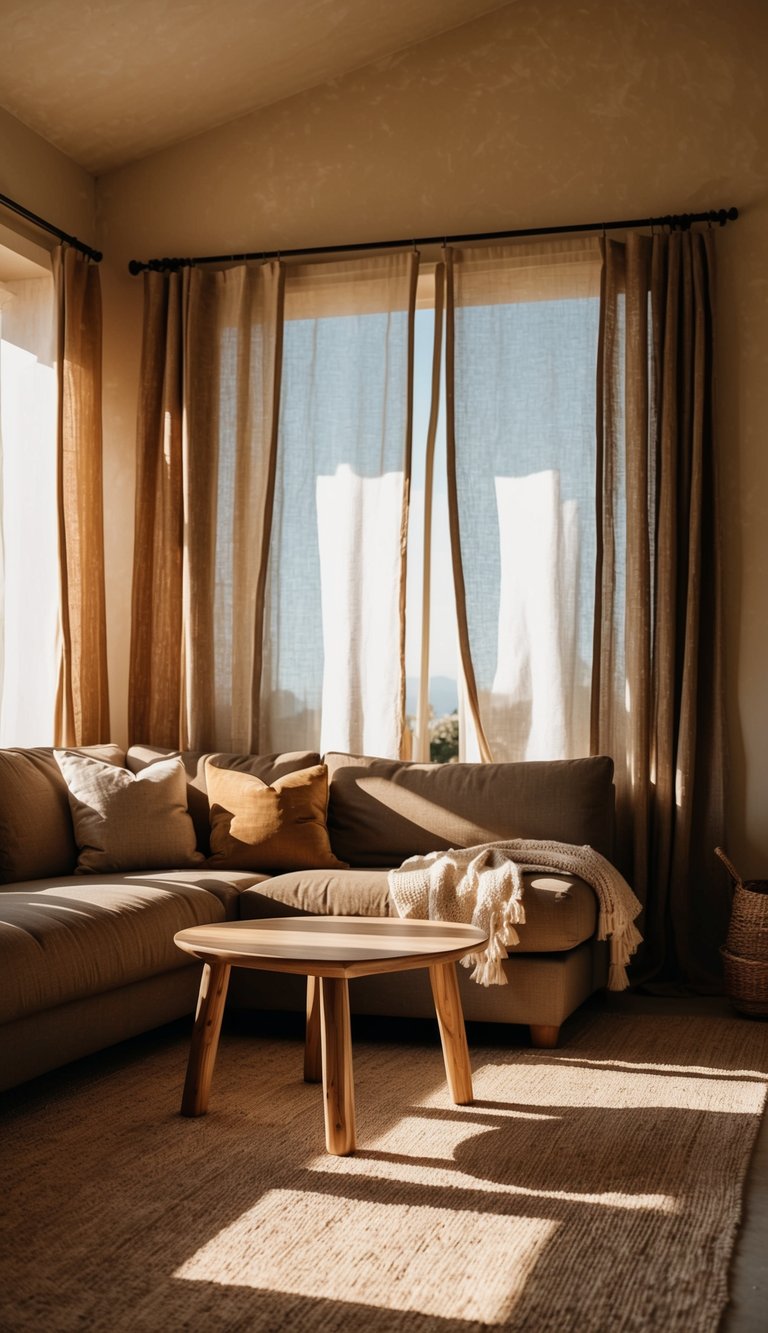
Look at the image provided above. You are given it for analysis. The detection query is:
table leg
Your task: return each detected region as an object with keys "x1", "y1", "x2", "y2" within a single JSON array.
[
  {"x1": 181, "y1": 959, "x2": 231, "y2": 1117},
  {"x1": 304, "y1": 974, "x2": 322, "y2": 1082},
  {"x1": 319, "y1": 976, "x2": 356, "y2": 1154},
  {"x1": 429, "y1": 961, "x2": 474, "y2": 1105}
]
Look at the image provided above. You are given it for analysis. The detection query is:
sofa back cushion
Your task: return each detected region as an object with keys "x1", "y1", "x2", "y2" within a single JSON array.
[
  {"x1": 126, "y1": 747, "x2": 322, "y2": 855},
  {"x1": 56, "y1": 750, "x2": 203, "y2": 873},
  {"x1": 325, "y1": 752, "x2": 615, "y2": 867},
  {"x1": 206, "y1": 761, "x2": 346, "y2": 872},
  {"x1": 0, "y1": 745, "x2": 125, "y2": 883}
]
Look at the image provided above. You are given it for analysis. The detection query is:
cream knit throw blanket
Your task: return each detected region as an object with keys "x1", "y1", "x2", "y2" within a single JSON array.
[{"x1": 388, "y1": 840, "x2": 643, "y2": 990}]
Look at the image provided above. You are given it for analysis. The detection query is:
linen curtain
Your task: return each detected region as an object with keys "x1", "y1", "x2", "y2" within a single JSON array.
[
  {"x1": 445, "y1": 229, "x2": 727, "y2": 986},
  {"x1": 445, "y1": 239, "x2": 603, "y2": 763},
  {"x1": 260, "y1": 252, "x2": 418, "y2": 757},
  {"x1": 130, "y1": 262, "x2": 284, "y2": 752},
  {"x1": 129, "y1": 270, "x2": 185, "y2": 748},
  {"x1": 52, "y1": 246, "x2": 110, "y2": 746},
  {"x1": 130, "y1": 251, "x2": 417, "y2": 758},
  {"x1": 593, "y1": 230, "x2": 728, "y2": 986}
]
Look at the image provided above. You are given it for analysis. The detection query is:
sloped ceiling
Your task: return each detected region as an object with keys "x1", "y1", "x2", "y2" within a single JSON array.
[{"x1": 0, "y1": 0, "x2": 507, "y2": 174}]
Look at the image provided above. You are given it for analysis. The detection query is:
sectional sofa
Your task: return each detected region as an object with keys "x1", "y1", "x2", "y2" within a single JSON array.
[{"x1": 0, "y1": 743, "x2": 616, "y2": 1092}]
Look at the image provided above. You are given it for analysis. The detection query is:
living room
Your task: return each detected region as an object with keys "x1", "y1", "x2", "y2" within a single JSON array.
[{"x1": 1, "y1": 1, "x2": 767, "y2": 1329}]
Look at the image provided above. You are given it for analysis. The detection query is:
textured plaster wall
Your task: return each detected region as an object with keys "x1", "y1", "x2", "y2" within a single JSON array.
[
  {"x1": 0, "y1": 104, "x2": 96, "y2": 244},
  {"x1": 98, "y1": 0, "x2": 768, "y2": 867}
]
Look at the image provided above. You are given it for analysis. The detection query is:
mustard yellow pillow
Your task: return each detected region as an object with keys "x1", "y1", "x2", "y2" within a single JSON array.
[{"x1": 205, "y1": 761, "x2": 347, "y2": 872}]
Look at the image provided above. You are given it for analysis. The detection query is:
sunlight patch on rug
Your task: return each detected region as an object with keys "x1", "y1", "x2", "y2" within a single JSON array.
[
  {"x1": 469, "y1": 1058, "x2": 767, "y2": 1115},
  {"x1": 309, "y1": 1115, "x2": 680, "y2": 1213},
  {"x1": 550, "y1": 1056, "x2": 768, "y2": 1081},
  {"x1": 174, "y1": 1187, "x2": 557, "y2": 1322}
]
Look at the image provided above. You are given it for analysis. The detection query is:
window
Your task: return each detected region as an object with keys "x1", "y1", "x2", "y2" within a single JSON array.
[
  {"x1": 0, "y1": 230, "x2": 58, "y2": 745},
  {"x1": 406, "y1": 245, "x2": 601, "y2": 764}
]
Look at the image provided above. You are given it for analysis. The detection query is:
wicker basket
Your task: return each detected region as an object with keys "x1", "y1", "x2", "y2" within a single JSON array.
[{"x1": 715, "y1": 847, "x2": 768, "y2": 1017}]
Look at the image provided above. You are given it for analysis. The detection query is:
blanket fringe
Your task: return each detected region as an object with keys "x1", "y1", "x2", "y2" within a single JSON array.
[{"x1": 461, "y1": 908, "x2": 518, "y2": 986}]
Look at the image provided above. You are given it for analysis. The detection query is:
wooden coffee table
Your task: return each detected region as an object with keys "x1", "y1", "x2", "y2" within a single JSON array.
[{"x1": 174, "y1": 915, "x2": 488, "y2": 1155}]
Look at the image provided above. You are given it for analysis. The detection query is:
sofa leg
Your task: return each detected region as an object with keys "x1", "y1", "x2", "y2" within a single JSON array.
[{"x1": 529, "y1": 1024, "x2": 560, "y2": 1049}]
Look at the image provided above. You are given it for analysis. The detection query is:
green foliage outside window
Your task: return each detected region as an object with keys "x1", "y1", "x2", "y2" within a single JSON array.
[{"x1": 430, "y1": 711, "x2": 459, "y2": 764}]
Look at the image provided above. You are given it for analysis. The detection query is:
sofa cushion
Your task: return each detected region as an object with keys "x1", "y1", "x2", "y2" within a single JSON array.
[
  {"x1": 0, "y1": 869, "x2": 264, "y2": 1026},
  {"x1": 237, "y1": 867, "x2": 598, "y2": 952},
  {"x1": 239, "y1": 868, "x2": 393, "y2": 920},
  {"x1": 205, "y1": 761, "x2": 347, "y2": 873},
  {"x1": 325, "y1": 753, "x2": 615, "y2": 867},
  {"x1": 55, "y1": 751, "x2": 203, "y2": 873},
  {"x1": 127, "y1": 747, "x2": 322, "y2": 855},
  {"x1": 0, "y1": 744, "x2": 125, "y2": 884}
]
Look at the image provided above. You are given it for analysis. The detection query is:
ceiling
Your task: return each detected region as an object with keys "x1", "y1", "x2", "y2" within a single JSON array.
[{"x1": 0, "y1": 0, "x2": 505, "y2": 175}]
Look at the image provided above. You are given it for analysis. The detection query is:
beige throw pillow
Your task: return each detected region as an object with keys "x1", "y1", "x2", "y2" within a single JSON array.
[
  {"x1": 55, "y1": 751, "x2": 203, "y2": 873},
  {"x1": 205, "y1": 761, "x2": 347, "y2": 872}
]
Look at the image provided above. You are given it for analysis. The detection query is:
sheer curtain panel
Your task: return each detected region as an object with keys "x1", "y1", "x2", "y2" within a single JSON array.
[
  {"x1": 259, "y1": 252, "x2": 418, "y2": 757},
  {"x1": 445, "y1": 240, "x2": 602, "y2": 763}
]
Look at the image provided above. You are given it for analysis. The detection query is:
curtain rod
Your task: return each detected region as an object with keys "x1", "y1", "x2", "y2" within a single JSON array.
[
  {"x1": 127, "y1": 206, "x2": 738, "y2": 275},
  {"x1": 0, "y1": 190, "x2": 102, "y2": 263}
]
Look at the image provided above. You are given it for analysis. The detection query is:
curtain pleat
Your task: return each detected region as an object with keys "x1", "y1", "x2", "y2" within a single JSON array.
[
  {"x1": 129, "y1": 263, "x2": 284, "y2": 752},
  {"x1": 594, "y1": 230, "x2": 728, "y2": 986},
  {"x1": 182, "y1": 262, "x2": 284, "y2": 751},
  {"x1": 445, "y1": 247, "x2": 492, "y2": 762},
  {"x1": 129, "y1": 271, "x2": 184, "y2": 747},
  {"x1": 413, "y1": 262, "x2": 445, "y2": 762},
  {"x1": 53, "y1": 247, "x2": 110, "y2": 746}
]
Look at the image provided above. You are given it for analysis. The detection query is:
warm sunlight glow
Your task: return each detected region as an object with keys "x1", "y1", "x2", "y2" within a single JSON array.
[
  {"x1": 493, "y1": 471, "x2": 583, "y2": 759},
  {"x1": 166, "y1": 1034, "x2": 762, "y2": 1327},
  {"x1": 175, "y1": 1188, "x2": 557, "y2": 1323},
  {"x1": 359, "y1": 776, "x2": 499, "y2": 841},
  {"x1": 307, "y1": 1118, "x2": 680, "y2": 1215},
  {"x1": 162, "y1": 408, "x2": 174, "y2": 464},
  {"x1": 0, "y1": 275, "x2": 58, "y2": 746},
  {"x1": 316, "y1": 465, "x2": 404, "y2": 757},
  {"x1": 473, "y1": 1059, "x2": 766, "y2": 1116},
  {"x1": 550, "y1": 1055, "x2": 768, "y2": 1084}
]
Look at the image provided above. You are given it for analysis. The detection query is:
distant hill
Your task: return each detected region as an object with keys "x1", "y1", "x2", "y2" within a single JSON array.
[{"x1": 405, "y1": 675, "x2": 458, "y2": 719}]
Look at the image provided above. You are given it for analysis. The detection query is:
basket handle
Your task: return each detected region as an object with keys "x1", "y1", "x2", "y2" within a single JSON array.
[{"x1": 715, "y1": 846, "x2": 742, "y2": 890}]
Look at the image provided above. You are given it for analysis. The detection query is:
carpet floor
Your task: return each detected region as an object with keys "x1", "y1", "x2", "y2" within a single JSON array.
[{"x1": 1, "y1": 1002, "x2": 766, "y2": 1332}]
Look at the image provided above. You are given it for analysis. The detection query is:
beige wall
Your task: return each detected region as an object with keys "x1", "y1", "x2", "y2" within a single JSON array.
[
  {"x1": 0, "y1": 104, "x2": 95, "y2": 245},
  {"x1": 96, "y1": 0, "x2": 768, "y2": 866}
]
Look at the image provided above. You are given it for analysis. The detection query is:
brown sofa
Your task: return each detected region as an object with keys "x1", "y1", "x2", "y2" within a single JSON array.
[{"x1": 0, "y1": 744, "x2": 615, "y2": 1092}]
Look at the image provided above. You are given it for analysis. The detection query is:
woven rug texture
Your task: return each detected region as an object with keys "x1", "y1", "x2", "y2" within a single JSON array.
[{"x1": 1, "y1": 1005, "x2": 766, "y2": 1332}]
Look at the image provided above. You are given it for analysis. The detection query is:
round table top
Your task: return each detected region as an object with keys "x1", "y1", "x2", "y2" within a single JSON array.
[{"x1": 174, "y1": 915, "x2": 489, "y2": 979}]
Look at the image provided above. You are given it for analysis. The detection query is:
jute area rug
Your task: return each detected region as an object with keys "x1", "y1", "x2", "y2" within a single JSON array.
[{"x1": 1, "y1": 1002, "x2": 766, "y2": 1333}]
